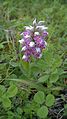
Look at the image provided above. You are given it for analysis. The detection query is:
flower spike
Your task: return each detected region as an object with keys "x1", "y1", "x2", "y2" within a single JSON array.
[{"x1": 19, "y1": 19, "x2": 48, "y2": 62}]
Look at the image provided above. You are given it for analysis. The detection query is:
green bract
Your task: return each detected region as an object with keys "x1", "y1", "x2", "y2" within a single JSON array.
[{"x1": 38, "y1": 75, "x2": 49, "y2": 83}]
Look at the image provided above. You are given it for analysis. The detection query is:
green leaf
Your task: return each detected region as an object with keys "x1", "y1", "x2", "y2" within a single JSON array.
[
  {"x1": 38, "y1": 75, "x2": 49, "y2": 83},
  {"x1": 24, "y1": 103, "x2": 32, "y2": 114},
  {"x1": 46, "y1": 94, "x2": 55, "y2": 107},
  {"x1": 9, "y1": 61, "x2": 19, "y2": 67},
  {"x1": 9, "y1": 74, "x2": 17, "y2": 79},
  {"x1": 57, "y1": 68, "x2": 64, "y2": 75},
  {"x1": 37, "y1": 106, "x2": 48, "y2": 118},
  {"x1": 6, "y1": 84, "x2": 18, "y2": 98},
  {"x1": 34, "y1": 91, "x2": 45, "y2": 104},
  {"x1": 31, "y1": 102, "x2": 40, "y2": 112},
  {"x1": 7, "y1": 111, "x2": 14, "y2": 118},
  {"x1": 0, "y1": 85, "x2": 6, "y2": 97},
  {"x1": 44, "y1": 48, "x2": 53, "y2": 65},
  {"x1": 52, "y1": 56, "x2": 62, "y2": 68},
  {"x1": 22, "y1": 61, "x2": 29, "y2": 71},
  {"x1": 64, "y1": 104, "x2": 67, "y2": 116},
  {"x1": 17, "y1": 107, "x2": 23, "y2": 114},
  {"x1": 37, "y1": 59, "x2": 48, "y2": 70},
  {"x1": 50, "y1": 69, "x2": 59, "y2": 83},
  {"x1": 2, "y1": 96, "x2": 11, "y2": 108},
  {"x1": 64, "y1": 104, "x2": 67, "y2": 110},
  {"x1": 0, "y1": 43, "x2": 4, "y2": 49}
]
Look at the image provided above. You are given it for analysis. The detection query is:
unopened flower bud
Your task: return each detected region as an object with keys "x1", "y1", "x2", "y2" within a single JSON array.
[
  {"x1": 34, "y1": 32, "x2": 40, "y2": 36},
  {"x1": 36, "y1": 26, "x2": 48, "y2": 30},
  {"x1": 19, "y1": 39, "x2": 24, "y2": 44},
  {"x1": 33, "y1": 18, "x2": 37, "y2": 25}
]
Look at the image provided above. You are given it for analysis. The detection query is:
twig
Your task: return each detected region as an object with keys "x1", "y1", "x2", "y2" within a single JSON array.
[{"x1": 57, "y1": 108, "x2": 64, "y2": 119}]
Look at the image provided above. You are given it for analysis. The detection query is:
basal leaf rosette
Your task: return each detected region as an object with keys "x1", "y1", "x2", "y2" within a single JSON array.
[{"x1": 19, "y1": 19, "x2": 48, "y2": 62}]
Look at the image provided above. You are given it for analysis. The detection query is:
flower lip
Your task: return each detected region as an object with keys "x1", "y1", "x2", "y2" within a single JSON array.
[
  {"x1": 36, "y1": 47, "x2": 41, "y2": 53},
  {"x1": 22, "y1": 55, "x2": 27, "y2": 59},
  {"x1": 38, "y1": 53, "x2": 42, "y2": 58},
  {"x1": 22, "y1": 54, "x2": 30, "y2": 62},
  {"x1": 29, "y1": 41, "x2": 35, "y2": 47},
  {"x1": 23, "y1": 30, "x2": 31, "y2": 37},
  {"x1": 24, "y1": 34, "x2": 31, "y2": 38},
  {"x1": 43, "y1": 31, "x2": 48, "y2": 36}
]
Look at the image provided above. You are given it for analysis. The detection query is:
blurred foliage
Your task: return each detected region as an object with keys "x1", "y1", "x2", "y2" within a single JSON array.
[{"x1": 0, "y1": 0, "x2": 67, "y2": 119}]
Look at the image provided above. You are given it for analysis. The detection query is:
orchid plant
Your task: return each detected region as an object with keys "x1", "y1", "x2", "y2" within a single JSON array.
[{"x1": 19, "y1": 19, "x2": 48, "y2": 62}]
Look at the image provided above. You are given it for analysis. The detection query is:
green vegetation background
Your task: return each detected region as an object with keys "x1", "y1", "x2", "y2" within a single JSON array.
[{"x1": 0, "y1": 0, "x2": 67, "y2": 119}]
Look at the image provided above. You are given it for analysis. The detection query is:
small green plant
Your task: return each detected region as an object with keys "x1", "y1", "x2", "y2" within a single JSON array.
[{"x1": 0, "y1": 83, "x2": 18, "y2": 108}]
